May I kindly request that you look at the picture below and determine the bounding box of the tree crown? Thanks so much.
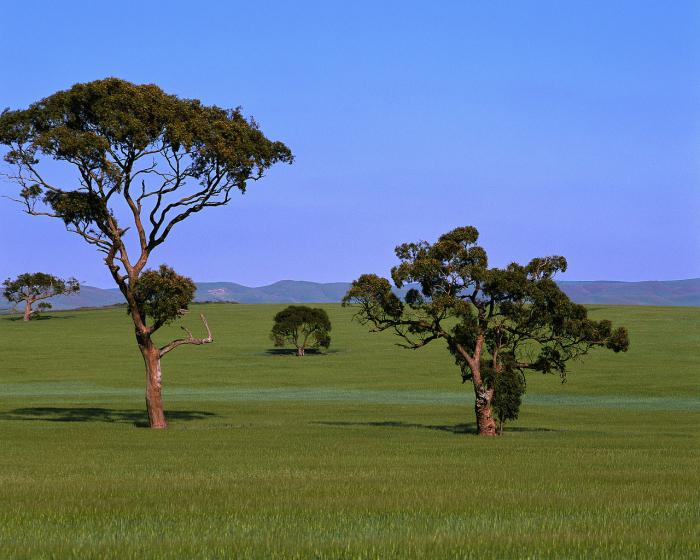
[0,78,293,272]
[343,226,629,382]
[2,272,79,303]
[271,305,332,350]
[130,265,196,330]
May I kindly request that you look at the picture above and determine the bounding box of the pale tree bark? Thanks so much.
[473,381,497,436]
[139,336,167,429]
[141,313,213,428]
[23,298,32,321]
[297,329,307,356]
[457,336,498,436]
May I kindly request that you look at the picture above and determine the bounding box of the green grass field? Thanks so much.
[0,303,698,559]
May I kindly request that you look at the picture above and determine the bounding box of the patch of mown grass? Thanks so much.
[0,304,698,558]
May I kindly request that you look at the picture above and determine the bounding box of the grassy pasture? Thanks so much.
[0,303,698,559]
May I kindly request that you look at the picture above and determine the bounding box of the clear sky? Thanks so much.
[1,0,698,287]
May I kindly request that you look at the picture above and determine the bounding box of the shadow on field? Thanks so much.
[314,420,559,434]
[2,315,77,322]
[0,407,215,427]
[264,348,338,356]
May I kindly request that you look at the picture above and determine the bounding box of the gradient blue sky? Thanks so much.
[1,0,698,287]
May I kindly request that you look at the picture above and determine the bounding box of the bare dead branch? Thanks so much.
[159,314,214,357]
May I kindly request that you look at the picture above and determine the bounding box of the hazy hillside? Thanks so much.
[558,279,700,306]
[2,278,699,311]
[194,281,352,304]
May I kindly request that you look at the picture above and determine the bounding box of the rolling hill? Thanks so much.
[1,278,699,311]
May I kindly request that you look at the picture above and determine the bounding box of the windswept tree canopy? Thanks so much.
[343,226,629,434]
[0,77,293,330]
[0,79,293,427]
[3,272,79,305]
[0,76,292,262]
[271,305,331,355]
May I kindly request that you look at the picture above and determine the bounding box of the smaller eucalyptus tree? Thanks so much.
[343,226,629,436]
[3,272,79,321]
[271,305,331,356]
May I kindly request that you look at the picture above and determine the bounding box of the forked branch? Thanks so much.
[159,314,213,357]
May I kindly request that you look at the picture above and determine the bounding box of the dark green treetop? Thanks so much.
[271,305,331,356]
[131,265,196,331]
[342,226,629,434]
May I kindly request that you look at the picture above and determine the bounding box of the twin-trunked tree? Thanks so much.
[343,226,629,436]
[0,78,293,428]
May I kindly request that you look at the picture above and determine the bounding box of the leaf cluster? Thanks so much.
[343,226,630,384]
[0,78,294,259]
[482,358,526,431]
[271,306,332,350]
[130,265,195,331]
[1,78,293,184]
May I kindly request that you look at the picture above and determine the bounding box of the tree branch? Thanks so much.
[159,314,213,357]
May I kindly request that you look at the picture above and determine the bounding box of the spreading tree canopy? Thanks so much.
[0,78,293,427]
[342,226,629,436]
[271,305,331,356]
[2,272,79,321]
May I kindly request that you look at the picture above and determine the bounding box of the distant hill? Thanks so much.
[557,279,700,306]
[194,281,353,304]
[2,278,699,311]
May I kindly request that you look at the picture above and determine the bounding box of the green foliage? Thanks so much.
[0,78,293,182]
[43,190,110,229]
[344,226,629,431]
[2,272,79,304]
[131,265,195,330]
[483,360,527,433]
[271,305,331,353]
[0,77,293,254]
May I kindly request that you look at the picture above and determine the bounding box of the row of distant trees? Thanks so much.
[0,78,629,435]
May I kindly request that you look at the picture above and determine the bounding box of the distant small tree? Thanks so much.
[271,305,331,356]
[2,272,79,321]
[342,226,629,436]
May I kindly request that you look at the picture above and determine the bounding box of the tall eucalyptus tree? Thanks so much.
[0,78,293,427]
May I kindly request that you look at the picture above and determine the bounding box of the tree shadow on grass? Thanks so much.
[314,420,560,435]
[2,315,77,322]
[264,348,338,356]
[0,407,216,427]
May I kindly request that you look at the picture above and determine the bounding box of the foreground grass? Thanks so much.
[0,304,698,558]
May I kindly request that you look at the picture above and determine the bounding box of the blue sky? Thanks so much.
[1,0,698,286]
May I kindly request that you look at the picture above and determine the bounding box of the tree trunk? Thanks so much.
[138,337,167,429]
[23,299,32,321]
[474,383,498,436]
